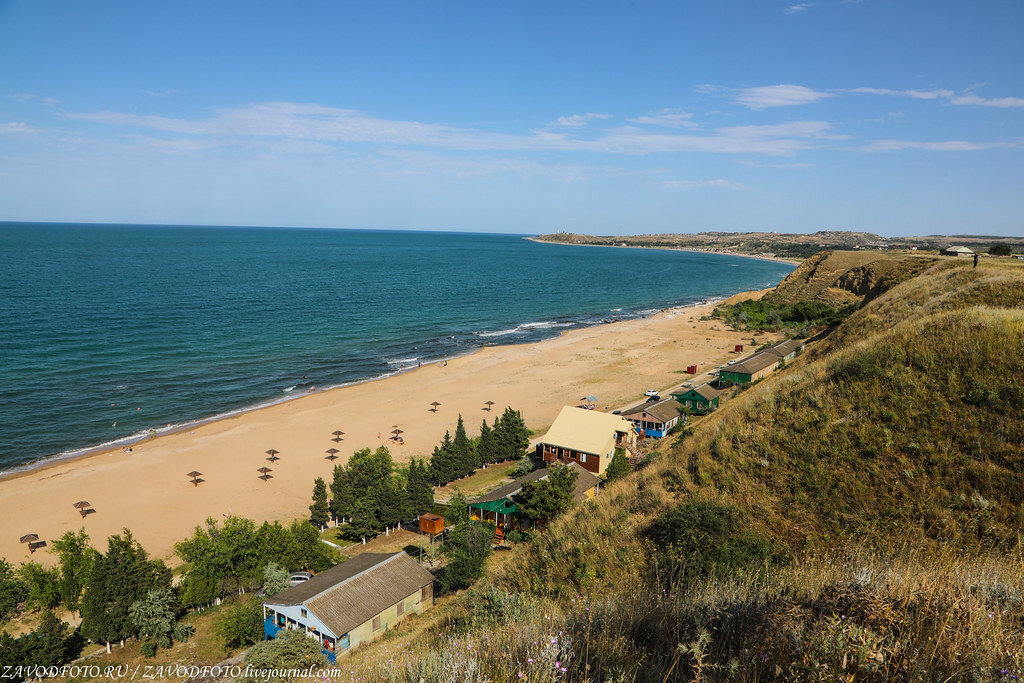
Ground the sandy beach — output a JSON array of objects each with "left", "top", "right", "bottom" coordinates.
[{"left": 0, "top": 292, "right": 770, "bottom": 565}]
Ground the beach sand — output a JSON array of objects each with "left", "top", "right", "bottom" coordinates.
[{"left": 0, "top": 291, "right": 770, "bottom": 564}]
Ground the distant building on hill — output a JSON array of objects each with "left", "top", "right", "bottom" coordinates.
[
  {"left": 718, "top": 339, "right": 805, "bottom": 385},
  {"left": 619, "top": 396, "right": 682, "bottom": 437},
  {"left": 468, "top": 462, "right": 600, "bottom": 529},
  {"left": 943, "top": 246, "right": 975, "bottom": 257},
  {"left": 537, "top": 406, "right": 635, "bottom": 475},
  {"left": 263, "top": 552, "right": 434, "bottom": 661},
  {"left": 672, "top": 384, "right": 722, "bottom": 415}
]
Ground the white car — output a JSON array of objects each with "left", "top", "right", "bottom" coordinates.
[{"left": 644, "top": 389, "right": 659, "bottom": 397}]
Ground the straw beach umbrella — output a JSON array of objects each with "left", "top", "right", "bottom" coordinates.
[
  {"left": 332, "top": 430, "right": 344, "bottom": 442},
  {"left": 72, "top": 501, "right": 90, "bottom": 510},
  {"left": 325, "top": 448, "right": 339, "bottom": 461},
  {"left": 430, "top": 402, "right": 441, "bottom": 412},
  {"left": 484, "top": 401, "right": 495, "bottom": 411},
  {"left": 19, "top": 534, "right": 39, "bottom": 544},
  {"left": 391, "top": 428, "right": 404, "bottom": 438},
  {"left": 187, "top": 471, "right": 203, "bottom": 486},
  {"left": 265, "top": 449, "right": 279, "bottom": 457},
  {"left": 257, "top": 467, "right": 273, "bottom": 481}
]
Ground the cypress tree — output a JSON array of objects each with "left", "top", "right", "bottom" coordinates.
[
  {"left": 309, "top": 477, "right": 329, "bottom": 529},
  {"left": 495, "top": 407, "right": 531, "bottom": 462},
  {"left": 373, "top": 476, "right": 410, "bottom": 530},
  {"left": 452, "top": 414, "right": 475, "bottom": 476},
  {"left": 477, "top": 419, "right": 495, "bottom": 466},
  {"left": 429, "top": 431, "right": 456, "bottom": 485},
  {"left": 406, "top": 459, "right": 434, "bottom": 517},
  {"left": 329, "top": 464, "right": 355, "bottom": 523},
  {"left": 605, "top": 449, "right": 632, "bottom": 482},
  {"left": 345, "top": 498, "right": 380, "bottom": 543}
]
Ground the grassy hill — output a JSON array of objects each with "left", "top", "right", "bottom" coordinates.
[{"left": 337, "top": 256, "right": 1024, "bottom": 681}]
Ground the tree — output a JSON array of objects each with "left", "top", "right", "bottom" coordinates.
[
  {"left": 329, "top": 464, "right": 355, "bottom": 523},
  {"left": 446, "top": 489, "right": 470, "bottom": 530},
  {"left": 604, "top": 449, "right": 632, "bottom": 482},
  {"left": 128, "top": 588, "right": 193, "bottom": 650},
  {"left": 437, "top": 522, "right": 492, "bottom": 593},
  {"left": 216, "top": 600, "right": 263, "bottom": 651},
  {"left": 512, "top": 464, "right": 578, "bottom": 526},
  {"left": 348, "top": 446, "right": 393, "bottom": 493},
  {"left": 345, "top": 497, "right": 380, "bottom": 543},
  {"left": 452, "top": 414, "right": 476, "bottom": 474},
  {"left": 494, "top": 407, "right": 531, "bottom": 462},
  {"left": 406, "top": 459, "right": 435, "bottom": 517},
  {"left": 374, "top": 475, "right": 410, "bottom": 530},
  {"left": 288, "top": 520, "right": 332, "bottom": 572},
  {"left": 477, "top": 419, "right": 496, "bottom": 466},
  {"left": 261, "top": 563, "right": 291, "bottom": 599},
  {"left": 17, "top": 562, "right": 61, "bottom": 611},
  {"left": 512, "top": 453, "right": 535, "bottom": 478},
  {"left": 0, "top": 560, "right": 26, "bottom": 622},
  {"left": 81, "top": 530, "right": 171, "bottom": 652},
  {"left": 428, "top": 431, "right": 456, "bottom": 485},
  {"left": 309, "top": 477, "right": 330, "bottom": 529},
  {"left": 51, "top": 528, "right": 94, "bottom": 618},
  {"left": 2, "top": 610, "right": 82, "bottom": 672},
  {"left": 176, "top": 516, "right": 262, "bottom": 607},
  {"left": 990, "top": 243, "right": 1013, "bottom": 256},
  {"left": 243, "top": 629, "right": 327, "bottom": 683}
]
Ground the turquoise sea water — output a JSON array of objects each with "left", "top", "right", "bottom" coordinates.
[{"left": 0, "top": 224, "right": 794, "bottom": 471}]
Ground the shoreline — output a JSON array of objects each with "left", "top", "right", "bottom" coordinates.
[
  {"left": 0, "top": 290, "right": 776, "bottom": 564},
  {"left": 525, "top": 236, "right": 804, "bottom": 265}
]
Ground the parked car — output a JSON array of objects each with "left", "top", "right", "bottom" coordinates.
[
  {"left": 290, "top": 571, "right": 313, "bottom": 585},
  {"left": 644, "top": 389, "right": 659, "bottom": 397}
]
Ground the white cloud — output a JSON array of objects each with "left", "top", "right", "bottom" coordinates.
[
  {"left": 0, "top": 122, "right": 42, "bottom": 135},
  {"left": 629, "top": 109, "right": 698, "bottom": 128},
  {"left": 12, "top": 93, "right": 36, "bottom": 102},
  {"left": 663, "top": 179, "right": 745, "bottom": 190},
  {"left": 734, "top": 85, "right": 834, "bottom": 109},
  {"left": 552, "top": 112, "right": 611, "bottom": 127},
  {"left": 143, "top": 89, "right": 183, "bottom": 99},
  {"left": 848, "top": 87, "right": 1024, "bottom": 108},
  {"left": 861, "top": 139, "right": 1022, "bottom": 152},
  {"left": 63, "top": 102, "right": 837, "bottom": 157},
  {"left": 785, "top": 3, "right": 814, "bottom": 14}
]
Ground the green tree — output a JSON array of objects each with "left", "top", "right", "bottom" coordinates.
[
  {"left": 51, "top": 528, "right": 94, "bottom": 618},
  {"left": 374, "top": 475, "right": 410, "bottom": 530},
  {"left": 0, "top": 559, "right": 26, "bottom": 622},
  {"left": 262, "top": 563, "right": 291, "bottom": 599},
  {"left": 17, "top": 562, "right": 61, "bottom": 611},
  {"left": 176, "top": 516, "right": 263, "bottom": 608},
  {"left": 216, "top": 600, "right": 263, "bottom": 651},
  {"left": 428, "top": 431, "right": 456, "bottom": 485},
  {"left": 405, "top": 459, "right": 434, "bottom": 517},
  {"left": 2, "top": 610, "right": 82, "bottom": 671},
  {"left": 604, "top": 449, "right": 632, "bottom": 482},
  {"left": 446, "top": 489, "right": 470, "bottom": 530},
  {"left": 452, "top": 414, "right": 476, "bottom": 474},
  {"left": 329, "top": 464, "right": 355, "bottom": 523},
  {"left": 345, "top": 497, "right": 380, "bottom": 543},
  {"left": 990, "top": 243, "right": 1013, "bottom": 256},
  {"left": 477, "top": 419, "right": 496, "bottom": 466},
  {"left": 81, "top": 530, "right": 171, "bottom": 652},
  {"left": 243, "top": 629, "right": 327, "bottom": 683},
  {"left": 513, "top": 464, "right": 578, "bottom": 526},
  {"left": 288, "top": 520, "right": 332, "bottom": 572},
  {"left": 309, "top": 477, "right": 330, "bottom": 529},
  {"left": 256, "top": 521, "right": 299, "bottom": 572},
  {"left": 512, "top": 453, "right": 535, "bottom": 477},
  {"left": 495, "top": 407, "right": 531, "bottom": 462},
  {"left": 348, "top": 446, "right": 393, "bottom": 492},
  {"left": 128, "top": 588, "right": 193, "bottom": 649},
  {"left": 438, "top": 521, "right": 492, "bottom": 593}
]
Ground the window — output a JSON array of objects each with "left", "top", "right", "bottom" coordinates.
[
  {"left": 372, "top": 615, "right": 381, "bottom": 631},
  {"left": 579, "top": 453, "right": 586, "bottom": 463},
  {"left": 300, "top": 608, "right": 307, "bottom": 618},
  {"left": 397, "top": 601, "right": 404, "bottom": 616}
]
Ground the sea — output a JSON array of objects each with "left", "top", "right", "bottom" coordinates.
[{"left": 0, "top": 223, "right": 794, "bottom": 472}]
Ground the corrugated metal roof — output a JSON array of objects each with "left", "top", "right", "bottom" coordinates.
[
  {"left": 725, "top": 351, "right": 781, "bottom": 376},
  {"left": 471, "top": 462, "right": 601, "bottom": 504},
  {"left": 265, "top": 552, "right": 433, "bottom": 638},
  {"left": 619, "top": 397, "right": 680, "bottom": 423},
  {"left": 539, "top": 406, "right": 633, "bottom": 456}
]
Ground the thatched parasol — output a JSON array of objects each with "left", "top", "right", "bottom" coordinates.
[
  {"left": 257, "top": 466, "right": 273, "bottom": 481},
  {"left": 332, "top": 430, "right": 344, "bottom": 442},
  {"left": 72, "top": 501, "right": 90, "bottom": 510},
  {"left": 325, "top": 448, "right": 339, "bottom": 461},
  {"left": 19, "top": 533, "right": 39, "bottom": 544},
  {"left": 484, "top": 401, "right": 495, "bottom": 411},
  {"left": 430, "top": 401, "right": 441, "bottom": 412},
  {"left": 187, "top": 470, "right": 204, "bottom": 486},
  {"left": 265, "top": 449, "right": 279, "bottom": 456}
]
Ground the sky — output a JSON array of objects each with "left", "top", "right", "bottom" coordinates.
[{"left": 0, "top": 1, "right": 1022, "bottom": 236}]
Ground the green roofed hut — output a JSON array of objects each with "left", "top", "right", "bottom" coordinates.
[
  {"left": 469, "top": 462, "right": 601, "bottom": 530},
  {"left": 671, "top": 383, "right": 723, "bottom": 415},
  {"left": 717, "top": 339, "right": 805, "bottom": 385}
]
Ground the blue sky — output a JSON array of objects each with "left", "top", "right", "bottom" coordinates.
[{"left": 1, "top": 1, "right": 1022, "bottom": 236}]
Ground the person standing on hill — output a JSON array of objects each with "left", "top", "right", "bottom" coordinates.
[{"left": 973, "top": 253, "right": 979, "bottom": 268}]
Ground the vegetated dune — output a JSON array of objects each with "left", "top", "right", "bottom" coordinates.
[{"left": 337, "top": 256, "right": 1024, "bottom": 681}]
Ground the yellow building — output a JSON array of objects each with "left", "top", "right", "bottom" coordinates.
[
  {"left": 538, "top": 406, "right": 636, "bottom": 475},
  {"left": 263, "top": 551, "right": 434, "bottom": 660}
]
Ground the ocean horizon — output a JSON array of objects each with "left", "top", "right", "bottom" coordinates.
[{"left": 0, "top": 222, "right": 794, "bottom": 472}]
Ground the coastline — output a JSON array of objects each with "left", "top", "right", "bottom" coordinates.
[
  {"left": 0, "top": 289, "right": 776, "bottom": 565},
  {"left": 525, "top": 236, "right": 804, "bottom": 265}
]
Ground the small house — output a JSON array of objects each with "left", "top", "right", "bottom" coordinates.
[
  {"left": 469, "top": 462, "right": 601, "bottom": 528},
  {"left": 263, "top": 552, "right": 434, "bottom": 660},
  {"left": 672, "top": 383, "right": 722, "bottom": 415},
  {"left": 619, "top": 397, "right": 681, "bottom": 437},
  {"left": 942, "top": 246, "right": 974, "bottom": 257},
  {"left": 537, "top": 406, "right": 635, "bottom": 475},
  {"left": 718, "top": 339, "right": 805, "bottom": 385}
]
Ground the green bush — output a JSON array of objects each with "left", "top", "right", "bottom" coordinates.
[{"left": 645, "top": 500, "right": 779, "bottom": 579}]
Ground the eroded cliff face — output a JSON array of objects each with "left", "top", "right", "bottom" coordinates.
[{"left": 764, "top": 251, "right": 939, "bottom": 307}]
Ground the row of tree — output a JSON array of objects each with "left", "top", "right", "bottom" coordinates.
[
  {"left": 428, "top": 408, "right": 531, "bottom": 486},
  {"left": 311, "top": 446, "right": 435, "bottom": 542},
  {"left": 175, "top": 516, "right": 332, "bottom": 609}
]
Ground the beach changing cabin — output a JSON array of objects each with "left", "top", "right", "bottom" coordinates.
[
  {"left": 717, "top": 339, "right": 805, "bottom": 385},
  {"left": 263, "top": 552, "right": 434, "bottom": 661},
  {"left": 672, "top": 384, "right": 722, "bottom": 415},
  {"left": 619, "top": 397, "right": 681, "bottom": 437},
  {"left": 469, "top": 462, "right": 601, "bottom": 529},
  {"left": 537, "top": 406, "right": 636, "bottom": 475}
]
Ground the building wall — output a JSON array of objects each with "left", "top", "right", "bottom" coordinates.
[
  {"left": 540, "top": 443, "right": 604, "bottom": 474},
  {"left": 349, "top": 584, "right": 433, "bottom": 649},
  {"left": 264, "top": 602, "right": 337, "bottom": 641}
]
